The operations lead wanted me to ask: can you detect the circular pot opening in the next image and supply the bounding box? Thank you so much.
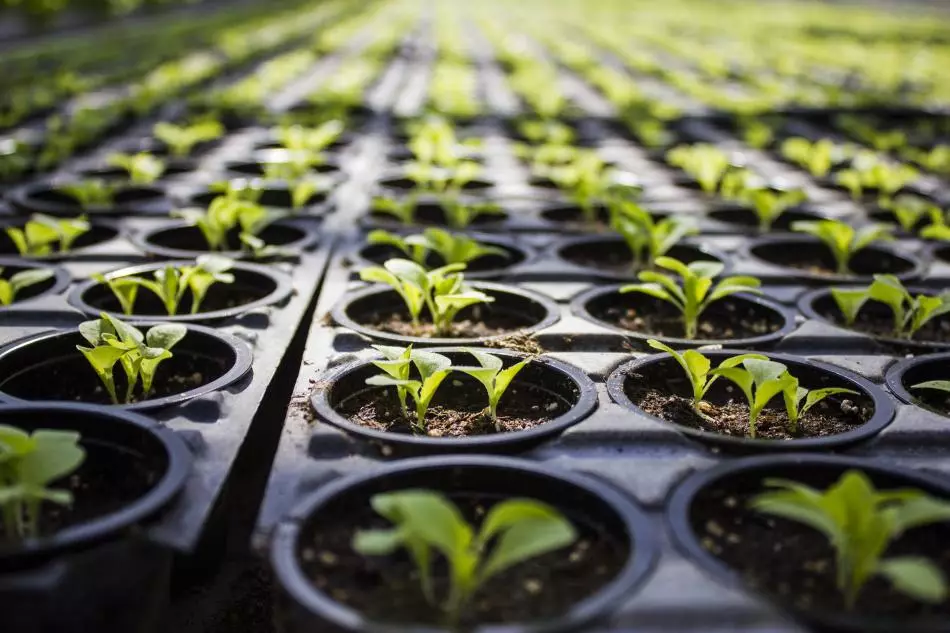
[0,262,63,303]
[558,240,721,277]
[0,223,118,258]
[368,200,509,228]
[226,160,339,178]
[886,352,950,418]
[609,351,890,448]
[749,237,917,279]
[335,283,556,344]
[707,207,823,231]
[357,240,526,276]
[670,455,950,632]
[274,457,655,632]
[0,330,242,409]
[379,175,493,192]
[190,186,327,209]
[140,222,312,255]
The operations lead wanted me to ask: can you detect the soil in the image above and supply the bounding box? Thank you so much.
[910,386,950,417]
[358,242,522,274]
[0,224,118,257]
[692,478,950,619]
[0,352,226,405]
[146,224,307,253]
[296,492,626,627]
[588,293,782,342]
[561,240,717,275]
[365,314,512,339]
[483,332,544,355]
[628,378,867,440]
[707,208,820,231]
[369,200,509,227]
[815,297,950,345]
[0,440,161,547]
[750,241,914,277]
[84,274,275,316]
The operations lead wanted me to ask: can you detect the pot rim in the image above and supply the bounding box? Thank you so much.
[885,351,950,415]
[128,218,320,260]
[0,256,72,307]
[553,236,732,281]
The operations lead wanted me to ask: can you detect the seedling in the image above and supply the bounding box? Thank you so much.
[173,196,285,253]
[792,220,893,275]
[358,259,493,336]
[547,152,634,225]
[94,255,235,316]
[609,201,698,270]
[835,161,919,201]
[365,348,452,431]
[367,229,507,268]
[58,180,117,209]
[877,194,942,232]
[153,120,224,158]
[455,349,531,430]
[77,313,187,404]
[0,425,85,540]
[830,275,950,339]
[751,470,950,608]
[107,152,166,185]
[275,120,344,154]
[372,195,419,225]
[911,381,950,396]
[0,267,54,306]
[745,187,808,232]
[646,339,766,419]
[5,214,90,256]
[208,179,263,203]
[621,257,761,339]
[780,138,840,177]
[666,144,732,194]
[712,358,854,437]
[353,490,576,626]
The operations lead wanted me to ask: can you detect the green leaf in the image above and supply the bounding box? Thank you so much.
[877,558,947,604]
[479,513,577,580]
[831,288,870,327]
[911,380,950,394]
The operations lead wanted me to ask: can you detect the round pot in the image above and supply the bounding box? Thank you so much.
[129,219,319,260]
[799,286,950,352]
[332,281,559,345]
[668,453,950,632]
[0,325,251,411]
[350,233,530,279]
[538,202,613,227]
[254,131,354,154]
[115,135,221,158]
[930,243,950,266]
[573,285,794,348]
[0,218,119,260]
[746,234,924,284]
[74,160,194,181]
[607,349,894,451]
[555,237,727,281]
[10,183,171,217]
[885,351,950,418]
[224,152,342,180]
[271,455,658,633]
[362,198,510,231]
[68,259,293,323]
[377,174,494,194]
[706,206,828,233]
[0,403,191,569]
[0,257,71,307]
[189,181,331,211]
[311,347,597,454]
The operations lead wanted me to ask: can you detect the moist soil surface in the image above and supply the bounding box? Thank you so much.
[358,242,521,274]
[817,301,950,345]
[296,492,626,627]
[146,224,306,252]
[625,372,870,440]
[561,241,715,275]
[692,480,950,619]
[0,441,161,548]
[336,377,570,437]
[359,303,536,339]
[0,353,226,405]
[750,242,913,278]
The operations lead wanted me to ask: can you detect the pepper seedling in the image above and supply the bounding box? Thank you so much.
[751,470,950,608]
[365,348,453,431]
[352,490,576,626]
[829,275,950,339]
[367,228,507,268]
[5,213,90,256]
[835,161,919,202]
[208,179,263,203]
[609,201,698,270]
[94,255,235,316]
[107,152,166,185]
[621,257,761,340]
[454,349,532,431]
[58,180,117,209]
[77,313,187,404]
[153,120,224,158]
[646,339,766,420]
[371,195,420,225]
[791,220,893,275]
[358,259,494,336]
[0,267,55,306]
[173,196,285,253]
[0,424,86,540]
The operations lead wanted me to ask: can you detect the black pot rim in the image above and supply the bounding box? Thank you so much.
[331,281,560,345]
[270,454,658,633]
[553,235,732,281]
[348,232,534,280]
[571,284,797,348]
[67,259,293,323]
[0,256,71,307]
[606,349,895,451]
[9,182,170,217]
[885,351,950,415]
[798,285,950,351]
[310,347,597,451]
[0,402,191,567]
[667,453,950,632]
[0,326,252,411]
[744,233,925,283]
[0,217,120,260]
[128,219,320,260]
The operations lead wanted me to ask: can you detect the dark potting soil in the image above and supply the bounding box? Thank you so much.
[85,277,273,316]
[561,241,716,275]
[750,241,914,277]
[693,481,950,619]
[0,441,161,547]
[336,376,570,438]
[625,372,870,440]
[146,224,306,253]
[816,300,950,345]
[540,204,611,227]
[0,352,226,405]
[296,493,626,627]
[361,311,529,339]
[370,200,508,227]
[358,243,521,274]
